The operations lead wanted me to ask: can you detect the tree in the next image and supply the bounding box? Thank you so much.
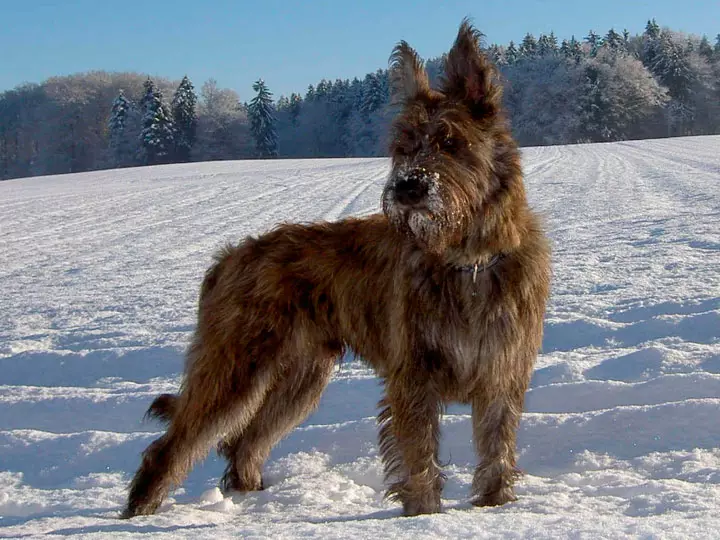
[604,29,624,52]
[561,36,583,63]
[519,33,538,59]
[305,84,315,102]
[623,29,631,48]
[139,78,176,165]
[506,41,519,65]
[585,30,602,57]
[488,44,506,65]
[248,79,278,158]
[698,36,714,61]
[502,56,584,145]
[171,76,197,162]
[288,93,302,125]
[578,49,669,141]
[195,79,250,161]
[361,70,387,115]
[651,32,697,102]
[642,19,662,68]
[108,89,140,167]
[537,33,558,56]
[645,19,661,40]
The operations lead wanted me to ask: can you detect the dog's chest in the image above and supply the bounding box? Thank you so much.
[423,281,511,384]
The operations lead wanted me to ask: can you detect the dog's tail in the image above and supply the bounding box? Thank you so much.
[144,393,178,424]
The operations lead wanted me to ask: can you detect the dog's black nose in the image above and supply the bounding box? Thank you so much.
[395,171,429,207]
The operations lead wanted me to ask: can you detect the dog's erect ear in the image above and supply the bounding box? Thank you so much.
[443,19,502,116]
[390,41,430,104]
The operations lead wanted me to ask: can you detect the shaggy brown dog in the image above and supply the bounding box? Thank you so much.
[122,20,551,519]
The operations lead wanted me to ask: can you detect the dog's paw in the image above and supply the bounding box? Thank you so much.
[471,487,518,508]
[120,500,160,519]
[220,469,264,493]
[401,493,442,516]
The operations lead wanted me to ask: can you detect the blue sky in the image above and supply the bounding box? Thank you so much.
[1,0,718,100]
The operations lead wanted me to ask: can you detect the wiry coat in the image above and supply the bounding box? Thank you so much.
[123,19,551,519]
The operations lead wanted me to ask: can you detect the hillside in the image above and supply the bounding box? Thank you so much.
[1,136,719,538]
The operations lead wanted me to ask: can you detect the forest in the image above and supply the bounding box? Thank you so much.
[0,20,718,180]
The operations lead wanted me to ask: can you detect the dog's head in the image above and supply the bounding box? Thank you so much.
[383,20,519,258]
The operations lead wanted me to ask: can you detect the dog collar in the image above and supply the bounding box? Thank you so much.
[453,253,504,282]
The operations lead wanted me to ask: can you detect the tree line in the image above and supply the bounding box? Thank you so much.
[1,20,719,180]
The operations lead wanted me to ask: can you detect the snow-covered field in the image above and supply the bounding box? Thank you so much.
[1,136,719,538]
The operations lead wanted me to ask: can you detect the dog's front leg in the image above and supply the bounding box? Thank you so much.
[378,369,442,516]
[469,385,525,507]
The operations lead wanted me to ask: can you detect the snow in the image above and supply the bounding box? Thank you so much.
[1,136,719,538]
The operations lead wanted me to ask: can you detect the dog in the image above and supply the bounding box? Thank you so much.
[122,19,551,519]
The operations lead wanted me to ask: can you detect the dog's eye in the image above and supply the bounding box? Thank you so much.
[441,137,458,153]
[394,141,410,156]
[394,134,418,156]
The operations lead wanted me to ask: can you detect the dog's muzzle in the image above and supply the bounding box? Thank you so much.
[393,169,432,208]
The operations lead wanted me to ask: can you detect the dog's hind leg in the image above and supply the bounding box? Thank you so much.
[122,341,276,518]
[218,344,339,493]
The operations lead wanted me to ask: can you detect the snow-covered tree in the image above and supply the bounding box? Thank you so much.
[288,93,302,125]
[139,78,176,165]
[642,19,662,69]
[697,35,714,61]
[538,33,558,56]
[578,49,669,141]
[561,36,583,63]
[488,44,506,65]
[108,89,140,167]
[502,56,584,145]
[646,19,661,40]
[519,33,538,59]
[604,29,625,52]
[360,71,387,115]
[651,32,697,100]
[171,76,197,162]
[584,30,602,57]
[195,79,251,161]
[248,79,277,158]
[623,29,631,48]
[315,79,331,100]
[305,84,315,102]
[506,41,519,65]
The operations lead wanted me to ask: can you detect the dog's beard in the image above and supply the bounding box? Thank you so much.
[383,173,457,255]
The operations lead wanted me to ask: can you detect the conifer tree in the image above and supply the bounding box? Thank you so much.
[697,36,714,61]
[538,33,558,56]
[248,79,278,158]
[585,30,602,56]
[645,19,661,40]
[641,19,663,69]
[604,29,624,52]
[560,39,570,58]
[305,84,315,102]
[361,71,386,115]
[288,93,302,125]
[561,36,583,63]
[487,44,506,65]
[171,76,197,162]
[108,89,139,167]
[519,33,538,58]
[651,32,696,102]
[506,41,519,64]
[139,78,176,165]
[623,29,631,47]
